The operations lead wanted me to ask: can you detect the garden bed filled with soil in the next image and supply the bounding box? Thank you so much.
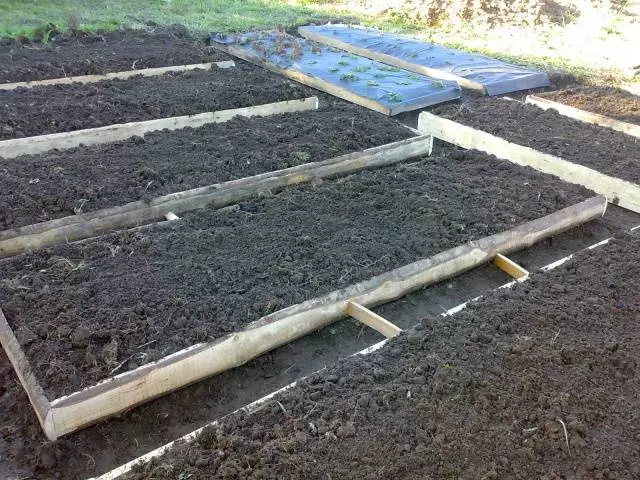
[123,230,640,480]
[432,98,640,184]
[0,147,592,398]
[543,87,640,124]
[0,62,314,139]
[0,26,226,83]
[0,103,411,229]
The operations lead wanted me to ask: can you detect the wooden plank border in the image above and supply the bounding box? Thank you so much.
[417,111,640,214]
[0,96,319,159]
[93,196,608,480]
[1,196,606,440]
[526,95,640,139]
[0,135,433,258]
[0,61,235,91]
[0,309,55,439]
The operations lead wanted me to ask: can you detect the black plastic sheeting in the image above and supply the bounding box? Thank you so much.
[299,25,550,96]
[211,31,461,115]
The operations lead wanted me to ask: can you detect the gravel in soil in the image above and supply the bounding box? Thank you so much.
[0,26,226,83]
[543,87,640,125]
[0,104,411,229]
[124,231,640,480]
[432,97,640,185]
[0,62,316,139]
[0,146,592,399]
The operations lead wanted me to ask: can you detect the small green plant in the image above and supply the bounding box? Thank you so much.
[431,80,445,88]
[338,60,350,66]
[367,80,379,86]
[409,74,422,81]
[328,67,340,73]
[373,73,387,79]
[387,92,403,102]
[378,65,401,72]
[290,150,311,162]
[409,52,418,58]
[306,60,318,65]
[340,73,360,82]
[352,65,370,72]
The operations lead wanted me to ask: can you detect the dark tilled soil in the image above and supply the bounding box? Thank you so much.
[0,26,226,83]
[0,104,411,229]
[0,213,634,480]
[0,147,591,398]
[432,97,640,185]
[0,62,315,139]
[544,87,640,124]
[125,231,640,480]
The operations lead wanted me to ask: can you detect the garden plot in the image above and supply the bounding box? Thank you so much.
[421,98,640,212]
[430,99,640,184]
[0,26,227,83]
[210,31,461,115]
[0,147,595,435]
[106,231,640,480]
[0,62,312,139]
[0,105,411,229]
[299,24,550,95]
[539,87,640,125]
[527,87,640,139]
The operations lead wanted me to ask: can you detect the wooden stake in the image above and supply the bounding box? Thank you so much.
[0,309,54,439]
[417,111,640,214]
[0,135,433,258]
[0,96,319,159]
[526,95,640,139]
[0,195,605,440]
[0,61,235,91]
[493,253,529,280]
[347,301,401,338]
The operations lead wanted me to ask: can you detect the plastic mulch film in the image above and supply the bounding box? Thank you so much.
[211,31,461,115]
[299,25,550,96]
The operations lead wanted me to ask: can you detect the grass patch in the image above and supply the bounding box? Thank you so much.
[0,0,356,38]
[0,0,633,85]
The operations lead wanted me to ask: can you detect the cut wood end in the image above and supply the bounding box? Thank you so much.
[493,253,529,280]
[43,409,58,441]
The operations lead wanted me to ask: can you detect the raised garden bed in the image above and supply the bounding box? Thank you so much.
[542,87,640,125]
[211,31,461,115]
[0,63,312,139]
[119,230,640,480]
[0,104,411,229]
[432,98,640,185]
[0,147,592,400]
[0,27,226,83]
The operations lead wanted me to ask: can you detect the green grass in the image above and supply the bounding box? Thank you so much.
[0,0,356,38]
[0,0,633,85]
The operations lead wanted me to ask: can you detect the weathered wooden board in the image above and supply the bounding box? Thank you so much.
[0,61,235,91]
[0,96,318,159]
[526,95,640,139]
[0,196,605,439]
[418,111,640,214]
[0,135,433,258]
